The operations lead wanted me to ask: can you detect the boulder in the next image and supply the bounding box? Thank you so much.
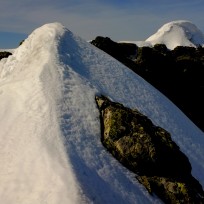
[96,95,204,204]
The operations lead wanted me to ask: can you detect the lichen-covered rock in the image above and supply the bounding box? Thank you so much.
[96,95,204,204]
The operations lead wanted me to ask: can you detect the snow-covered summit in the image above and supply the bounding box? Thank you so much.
[146,20,204,49]
[0,22,204,204]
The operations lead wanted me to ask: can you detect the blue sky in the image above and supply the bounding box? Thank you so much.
[0,0,204,48]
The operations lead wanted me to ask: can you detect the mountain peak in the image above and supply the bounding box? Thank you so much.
[1,22,204,204]
[146,20,204,49]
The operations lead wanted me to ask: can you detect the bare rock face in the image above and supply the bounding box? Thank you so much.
[96,95,204,204]
[90,36,138,68]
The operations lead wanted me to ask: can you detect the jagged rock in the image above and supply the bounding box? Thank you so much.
[96,95,204,204]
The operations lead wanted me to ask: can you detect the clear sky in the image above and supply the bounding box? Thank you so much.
[0,0,204,48]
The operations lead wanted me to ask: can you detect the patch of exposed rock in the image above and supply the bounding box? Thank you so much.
[96,95,204,204]
[90,36,138,68]
[91,37,204,132]
[0,51,12,60]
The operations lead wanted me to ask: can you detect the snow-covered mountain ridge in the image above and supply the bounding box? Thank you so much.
[0,22,204,204]
[121,20,204,49]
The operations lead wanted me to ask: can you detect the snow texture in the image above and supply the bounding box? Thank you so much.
[146,20,204,49]
[0,49,15,53]
[0,22,204,204]
[119,40,153,48]
[120,20,204,50]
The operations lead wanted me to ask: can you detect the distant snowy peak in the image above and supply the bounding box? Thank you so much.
[146,20,204,49]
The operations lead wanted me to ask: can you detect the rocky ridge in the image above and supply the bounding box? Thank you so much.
[91,37,204,132]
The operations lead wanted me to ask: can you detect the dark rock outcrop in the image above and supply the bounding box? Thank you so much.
[90,36,138,69]
[96,95,204,204]
[0,51,12,60]
[91,37,204,132]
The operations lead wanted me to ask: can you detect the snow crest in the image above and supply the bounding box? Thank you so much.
[0,22,204,204]
[146,20,204,49]
[0,23,81,204]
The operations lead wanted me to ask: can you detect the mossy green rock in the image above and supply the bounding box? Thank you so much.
[96,95,204,204]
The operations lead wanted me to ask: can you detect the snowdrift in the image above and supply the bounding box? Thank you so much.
[0,22,204,204]
[120,20,204,50]
[146,20,204,49]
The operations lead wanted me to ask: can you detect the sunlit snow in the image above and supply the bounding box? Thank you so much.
[0,22,204,204]
[146,20,204,49]
[120,20,204,50]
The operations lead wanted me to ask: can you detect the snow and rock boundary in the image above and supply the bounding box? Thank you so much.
[0,22,204,204]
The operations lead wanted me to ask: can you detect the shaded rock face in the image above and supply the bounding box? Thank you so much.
[96,95,204,204]
[0,51,12,60]
[90,36,138,69]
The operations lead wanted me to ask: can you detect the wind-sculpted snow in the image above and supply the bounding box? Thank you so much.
[121,20,204,50]
[0,23,81,204]
[0,22,204,204]
[146,20,204,49]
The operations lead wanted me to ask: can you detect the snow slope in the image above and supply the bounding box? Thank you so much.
[0,22,204,204]
[146,20,204,49]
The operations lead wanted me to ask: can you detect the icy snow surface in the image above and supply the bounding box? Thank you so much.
[0,22,204,204]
